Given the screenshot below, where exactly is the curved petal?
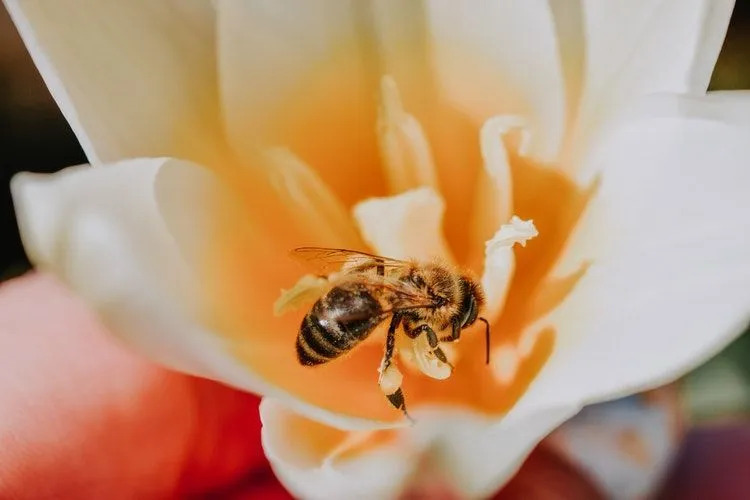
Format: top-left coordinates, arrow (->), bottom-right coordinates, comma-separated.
154,160 -> 409,429
11,159 -> 396,432
4,0 -> 223,166
261,399 -> 580,500
561,0 -> 735,166
526,92 -> 750,414
260,399 -> 419,500
548,391 -> 682,499
353,187 -> 452,262
11,159 -> 221,376
424,0 -> 566,160
397,406 -> 578,498
217,0 -> 386,206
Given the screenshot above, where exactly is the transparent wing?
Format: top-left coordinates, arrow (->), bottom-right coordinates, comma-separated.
351,275 -> 441,312
291,247 -> 410,275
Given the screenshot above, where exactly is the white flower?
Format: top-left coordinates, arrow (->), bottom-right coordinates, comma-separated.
6,0 -> 750,498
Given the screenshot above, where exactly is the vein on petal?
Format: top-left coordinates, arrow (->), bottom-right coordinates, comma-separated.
377,76 -> 440,194
264,148 -> 362,248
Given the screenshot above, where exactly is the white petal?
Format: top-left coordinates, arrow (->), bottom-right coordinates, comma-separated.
481,217 -> 538,320
412,406 -> 580,498
4,0 -> 223,165
424,0 -> 566,160
548,395 -> 680,499
261,399 -> 420,500
524,92 -> 750,415
11,159 -> 220,376
353,187 -> 453,262
562,0 -> 734,166
12,159 -> 394,433
217,0 -> 364,155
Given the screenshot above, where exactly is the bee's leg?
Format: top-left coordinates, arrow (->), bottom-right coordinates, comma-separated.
405,323 -> 438,347
379,314 -> 412,421
405,323 -> 452,367
439,318 -> 461,343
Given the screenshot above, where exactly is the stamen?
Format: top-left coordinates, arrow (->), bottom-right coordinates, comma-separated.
377,76 -> 439,194
481,216 -> 539,320
273,274 -> 328,316
469,115 -> 529,268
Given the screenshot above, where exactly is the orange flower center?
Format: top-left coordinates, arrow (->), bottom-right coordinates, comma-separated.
198,48 -> 594,425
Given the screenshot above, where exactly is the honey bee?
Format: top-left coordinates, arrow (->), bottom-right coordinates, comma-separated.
287,247 -> 490,419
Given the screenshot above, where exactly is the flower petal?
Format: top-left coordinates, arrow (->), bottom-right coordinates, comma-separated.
405,406 -> 580,498
353,187 -> 453,262
260,399 -> 419,500
217,0 -> 386,205
548,392 -> 681,499
4,0 -> 223,166
154,160 -> 409,429
13,159 -> 400,431
526,91 -> 750,412
11,159 -> 222,376
423,0 -> 566,160
561,0 -> 735,166
377,76 -> 439,194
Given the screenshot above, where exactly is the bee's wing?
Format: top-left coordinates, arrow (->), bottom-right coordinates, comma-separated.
359,275 -> 443,311
291,247 -> 410,275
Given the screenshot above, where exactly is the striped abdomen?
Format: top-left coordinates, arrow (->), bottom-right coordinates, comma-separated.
296,284 -> 385,366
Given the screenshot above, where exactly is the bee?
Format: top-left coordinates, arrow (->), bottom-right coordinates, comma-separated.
287,247 -> 491,419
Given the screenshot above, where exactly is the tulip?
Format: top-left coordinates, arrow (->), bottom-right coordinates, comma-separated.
6,1 -> 750,497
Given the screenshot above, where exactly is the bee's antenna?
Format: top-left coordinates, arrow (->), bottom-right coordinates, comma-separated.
479,317 -> 491,365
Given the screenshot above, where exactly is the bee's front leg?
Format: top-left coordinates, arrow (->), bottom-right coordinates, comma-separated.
405,323 -> 451,366
439,318 -> 461,343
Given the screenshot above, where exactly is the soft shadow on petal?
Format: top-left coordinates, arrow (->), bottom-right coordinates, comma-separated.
548,391 -> 682,499
409,405 -> 580,498
423,0 -> 566,161
260,399 -> 418,500
4,0 -> 224,166
216,0 -> 386,206
10,159 -> 245,381
524,92 -> 750,413
560,0 -> 735,168
353,187 -> 453,262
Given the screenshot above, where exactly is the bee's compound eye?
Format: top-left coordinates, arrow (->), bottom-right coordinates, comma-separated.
460,293 -> 478,328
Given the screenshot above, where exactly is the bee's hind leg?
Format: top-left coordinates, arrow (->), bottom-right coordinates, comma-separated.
378,314 -> 413,422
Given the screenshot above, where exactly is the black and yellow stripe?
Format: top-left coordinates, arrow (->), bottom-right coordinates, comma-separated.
296,313 -> 347,365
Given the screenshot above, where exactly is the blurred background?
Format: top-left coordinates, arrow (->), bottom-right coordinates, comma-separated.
1,2 -> 749,497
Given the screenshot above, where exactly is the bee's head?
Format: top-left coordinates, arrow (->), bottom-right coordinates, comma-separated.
458,275 -> 491,364
458,276 -> 484,328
